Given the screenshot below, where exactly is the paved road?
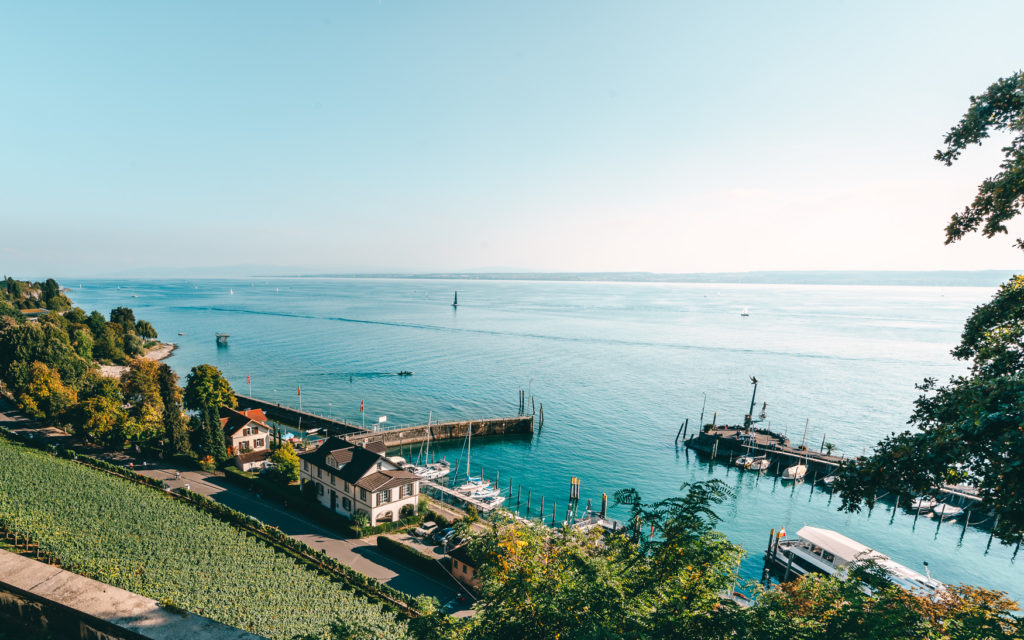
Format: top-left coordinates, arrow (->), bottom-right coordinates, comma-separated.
0,397 -> 467,608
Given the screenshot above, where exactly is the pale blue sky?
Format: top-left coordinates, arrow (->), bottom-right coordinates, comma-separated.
2,1 -> 1023,276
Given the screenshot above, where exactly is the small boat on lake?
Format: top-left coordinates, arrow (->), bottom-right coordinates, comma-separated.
452,291 -> 458,308
910,497 -> 938,511
748,457 -> 771,472
741,307 -> 750,317
782,463 -> 807,480
735,455 -> 755,468
931,503 -> 963,519
397,371 -> 413,376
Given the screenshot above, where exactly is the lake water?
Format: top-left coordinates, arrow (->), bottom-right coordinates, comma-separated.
64,277 -> 1022,602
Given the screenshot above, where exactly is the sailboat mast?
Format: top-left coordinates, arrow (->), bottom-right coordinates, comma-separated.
466,423 -> 471,481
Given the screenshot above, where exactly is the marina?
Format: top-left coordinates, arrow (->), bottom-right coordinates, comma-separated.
63,277 -> 1024,604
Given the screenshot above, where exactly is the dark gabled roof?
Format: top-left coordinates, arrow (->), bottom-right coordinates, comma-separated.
355,469 -> 420,492
363,440 -> 387,455
449,543 -> 476,567
299,436 -> 398,485
219,406 -> 270,436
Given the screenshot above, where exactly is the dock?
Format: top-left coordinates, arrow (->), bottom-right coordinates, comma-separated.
685,426 -> 982,506
421,480 -> 505,513
234,393 -> 534,446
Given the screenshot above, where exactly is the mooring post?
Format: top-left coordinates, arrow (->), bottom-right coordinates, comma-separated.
675,419 -> 687,448
763,529 -> 775,586
711,440 -> 719,459
517,484 -> 522,508
987,515 -> 1000,550
496,469 -> 499,488
552,500 -> 557,525
509,478 -> 513,498
539,495 -> 544,520
527,490 -> 532,515
783,551 -> 794,582
601,493 -> 608,518
820,433 -> 826,453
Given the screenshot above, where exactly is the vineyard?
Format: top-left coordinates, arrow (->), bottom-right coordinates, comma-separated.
0,439 -> 410,640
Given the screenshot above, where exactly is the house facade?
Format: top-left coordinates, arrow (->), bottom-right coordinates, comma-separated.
220,407 -> 274,471
298,436 -> 420,526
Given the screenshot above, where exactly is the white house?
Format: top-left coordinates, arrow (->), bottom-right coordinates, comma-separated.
220,406 -> 273,471
299,436 -> 420,526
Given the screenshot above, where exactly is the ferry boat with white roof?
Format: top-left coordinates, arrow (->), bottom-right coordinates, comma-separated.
766,526 -> 944,597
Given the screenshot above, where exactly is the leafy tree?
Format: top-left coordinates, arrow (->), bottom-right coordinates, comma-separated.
197,404 -> 228,463
121,358 -> 165,443
740,566 -> 1022,640
71,327 -> 93,361
70,395 -> 128,445
936,72 -> 1024,250
837,74 -> 1024,544
135,319 -> 158,339
157,364 -> 191,456
93,323 -> 127,364
265,442 -> 301,485
65,307 -> 88,325
183,364 -> 236,413
110,306 -> 136,331
86,310 -> 106,337
17,362 -> 77,423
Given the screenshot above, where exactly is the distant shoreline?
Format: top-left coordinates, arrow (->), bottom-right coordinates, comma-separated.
254,270 -> 1019,288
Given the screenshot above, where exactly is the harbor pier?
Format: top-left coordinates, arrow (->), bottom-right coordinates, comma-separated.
234,393 -> 534,446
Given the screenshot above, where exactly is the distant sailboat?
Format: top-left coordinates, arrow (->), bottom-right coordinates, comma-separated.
452,291 -> 458,308
740,307 -> 750,317
229,289 -> 234,295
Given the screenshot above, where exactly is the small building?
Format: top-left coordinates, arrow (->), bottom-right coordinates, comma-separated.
220,407 -> 273,471
20,308 -> 48,321
298,436 -> 420,526
448,544 -> 481,590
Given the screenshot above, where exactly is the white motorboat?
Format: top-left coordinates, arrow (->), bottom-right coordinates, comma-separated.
782,464 -> 807,480
931,503 -> 963,518
735,455 -> 755,468
910,497 -> 938,511
819,475 -> 837,486
468,486 -> 501,500
748,458 -> 771,472
480,495 -> 506,509
767,526 -> 944,597
455,476 -> 490,493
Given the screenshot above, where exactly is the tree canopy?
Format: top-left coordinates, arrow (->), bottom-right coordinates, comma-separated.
836,74 -> 1024,544
937,71 -> 1024,249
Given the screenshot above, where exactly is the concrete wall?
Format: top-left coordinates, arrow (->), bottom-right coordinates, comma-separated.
0,549 -> 264,640
233,394 -> 366,437
345,416 -> 533,448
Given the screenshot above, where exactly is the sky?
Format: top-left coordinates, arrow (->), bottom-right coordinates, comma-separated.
1,1 -> 1023,277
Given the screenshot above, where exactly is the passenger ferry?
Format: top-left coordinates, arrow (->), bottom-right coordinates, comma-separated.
766,526 -> 944,596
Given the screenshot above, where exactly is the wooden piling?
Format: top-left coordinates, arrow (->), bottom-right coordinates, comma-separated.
517,484 -> 522,508
987,515 -> 1000,549
527,490 -> 532,515
539,495 -> 544,519
552,500 -> 557,525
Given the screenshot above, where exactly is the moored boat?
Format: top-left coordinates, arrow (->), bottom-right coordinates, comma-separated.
910,497 -> 938,511
782,464 -> 807,480
766,526 -> 944,597
931,503 -> 963,519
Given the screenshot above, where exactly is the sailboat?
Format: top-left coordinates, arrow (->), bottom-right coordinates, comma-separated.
452,291 -> 458,308
455,423 -> 489,493
740,307 -> 750,317
229,288 -> 234,295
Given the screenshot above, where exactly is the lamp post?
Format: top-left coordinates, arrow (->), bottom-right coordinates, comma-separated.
745,376 -> 758,429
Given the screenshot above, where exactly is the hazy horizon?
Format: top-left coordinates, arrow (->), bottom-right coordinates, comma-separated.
2,2 -> 1023,275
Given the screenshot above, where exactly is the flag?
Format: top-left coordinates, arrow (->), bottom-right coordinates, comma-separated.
360,400 -> 364,412
779,527 -> 786,538
378,416 -> 387,423
247,374 -> 250,384
297,386 -> 301,396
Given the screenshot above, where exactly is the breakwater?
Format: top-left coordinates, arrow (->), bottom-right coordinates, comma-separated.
345,416 -> 533,448
234,393 -> 366,436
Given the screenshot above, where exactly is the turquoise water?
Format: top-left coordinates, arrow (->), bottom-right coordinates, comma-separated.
64,277 -> 1022,602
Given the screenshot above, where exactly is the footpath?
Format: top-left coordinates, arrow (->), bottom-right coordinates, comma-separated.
0,397 -> 464,608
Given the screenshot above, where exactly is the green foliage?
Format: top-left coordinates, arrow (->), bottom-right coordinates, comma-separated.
86,310 -> 106,337
157,363 -> 191,456
836,277 -> 1024,542
15,362 -> 77,423
266,441 -> 301,485
0,438 -> 410,639
183,364 -> 236,412
936,72 -> 1024,250
109,306 -> 136,331
121,358 -> 164,442
135,319 -> 158,339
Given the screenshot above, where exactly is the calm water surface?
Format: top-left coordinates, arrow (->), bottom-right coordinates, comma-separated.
65,277 -> 1022,602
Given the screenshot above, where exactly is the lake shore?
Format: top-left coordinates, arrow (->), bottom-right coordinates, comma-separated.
98,341 -> 176,378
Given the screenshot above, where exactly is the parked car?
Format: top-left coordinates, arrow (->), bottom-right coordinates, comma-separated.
413,521 -> 438,538
434,527 -> 456,544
